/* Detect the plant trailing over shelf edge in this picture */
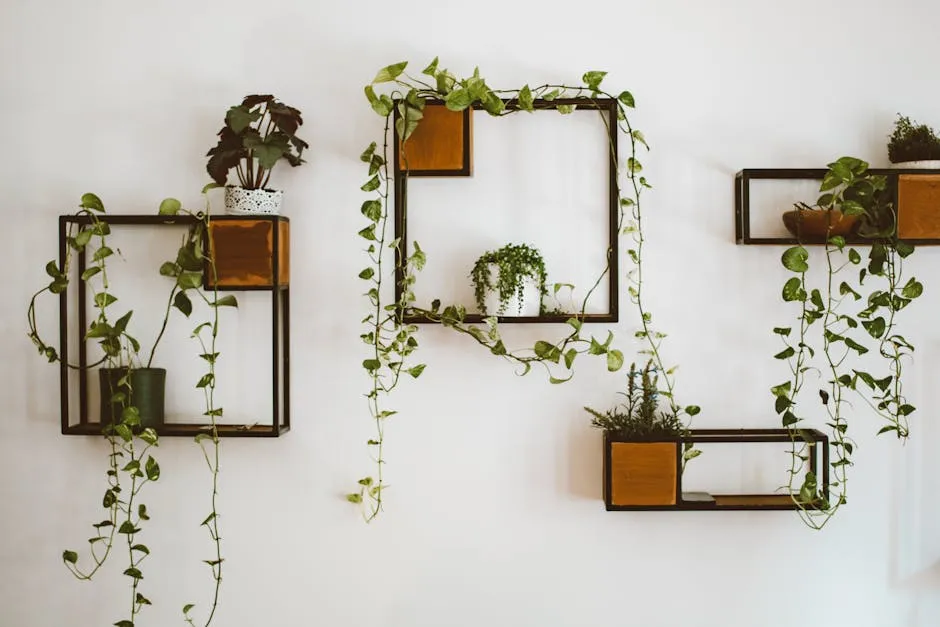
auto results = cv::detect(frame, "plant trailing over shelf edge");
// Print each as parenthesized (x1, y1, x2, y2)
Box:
(206, 94, 309, 189)
(771, 156, 922, 529)
(27, 188, 236, 626)
(350, 58, 699, 521)
(470, 242, 548, 315)
(585, 360, 682, 439)
(887, 114, 940, 164)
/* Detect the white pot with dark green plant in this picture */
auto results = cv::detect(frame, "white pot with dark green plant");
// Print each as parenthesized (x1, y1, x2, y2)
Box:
(206, 94, 308, 215)
(470, 243, 547, 316)
(887, 114, 940, 169)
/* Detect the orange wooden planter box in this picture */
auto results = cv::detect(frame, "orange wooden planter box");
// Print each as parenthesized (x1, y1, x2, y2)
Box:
(603, 433, 678, 508)
(396, 103, 472, 176)
(897, 174, 940, 239)
(206, 217, 289, 288)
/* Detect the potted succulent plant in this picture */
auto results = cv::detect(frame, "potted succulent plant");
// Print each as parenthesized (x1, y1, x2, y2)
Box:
(470, 242, 547, 316)
(206, 94, 308, 215)
(586, 360, 683, 508)
(887, 114, 940, 168)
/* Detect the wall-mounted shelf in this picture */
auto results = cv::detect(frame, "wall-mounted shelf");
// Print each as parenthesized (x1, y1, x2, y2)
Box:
(394, 97, 621, 325)
(604, 428, 830, 511)
(735, 168, 940, 245)
(58, 214, 290, 437)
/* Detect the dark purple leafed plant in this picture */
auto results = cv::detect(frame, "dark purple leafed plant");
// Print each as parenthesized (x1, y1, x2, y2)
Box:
(206, 94, 308, 189)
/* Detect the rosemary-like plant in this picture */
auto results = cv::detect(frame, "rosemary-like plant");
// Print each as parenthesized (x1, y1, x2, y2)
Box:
(585, 361, 682, 440)
(350, 59, 699, 520)
(470, 242, 548, 315)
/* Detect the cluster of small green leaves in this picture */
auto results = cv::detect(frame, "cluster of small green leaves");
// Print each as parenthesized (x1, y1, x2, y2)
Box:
(888, 114, 940, 163)
(771, 158, 923, 529)
(160, 186, 234, 627)
(470, 242, 548, 315)
(353, 59, 698, 518)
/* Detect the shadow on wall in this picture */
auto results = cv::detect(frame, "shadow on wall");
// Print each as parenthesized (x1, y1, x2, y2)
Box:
(563, 420, 601, 501)
(890, 338, 940, 626)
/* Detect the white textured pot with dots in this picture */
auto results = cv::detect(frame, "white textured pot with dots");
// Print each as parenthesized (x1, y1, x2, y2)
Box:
(888, 160, 940, 169)
(224, 186, 284, 215)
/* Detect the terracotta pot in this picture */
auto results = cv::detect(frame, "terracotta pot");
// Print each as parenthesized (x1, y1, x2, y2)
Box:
(782, 209, 858, 239)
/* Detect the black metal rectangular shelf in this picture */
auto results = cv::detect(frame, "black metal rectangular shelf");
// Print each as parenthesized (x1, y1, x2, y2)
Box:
(734, 167, 940, 245)
(58, 213, 290, 437)
(605, 428, 829, 512)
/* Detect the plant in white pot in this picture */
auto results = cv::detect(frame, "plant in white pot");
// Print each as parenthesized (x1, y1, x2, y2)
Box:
(887, 114, 940, 169)
(206, 94, 308, 215)
(470, 243, 547, 316)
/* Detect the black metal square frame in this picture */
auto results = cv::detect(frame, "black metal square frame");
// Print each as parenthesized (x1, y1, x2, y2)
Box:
(57, 214, 290, 437)
(394, 97, 621, 324)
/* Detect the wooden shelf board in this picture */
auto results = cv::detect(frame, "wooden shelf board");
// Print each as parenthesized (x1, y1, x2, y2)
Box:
(606, 493, 818, 511)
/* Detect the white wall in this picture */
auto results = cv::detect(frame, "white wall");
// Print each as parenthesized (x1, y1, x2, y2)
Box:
(1, 0, 939, 625)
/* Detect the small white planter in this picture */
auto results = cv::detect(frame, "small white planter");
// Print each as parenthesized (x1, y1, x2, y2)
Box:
(480, 265, 542, 316)
(224, 186, 284, 215)
(888, 160, 940, 170)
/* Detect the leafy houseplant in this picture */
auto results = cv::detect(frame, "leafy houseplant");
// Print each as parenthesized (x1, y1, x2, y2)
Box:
(887, 114, 940, 166)
(772, 156, 923, 529)
(27, 189, 235, 626)
(470, 242, 547, 316)
(781, 156, 894, 240)
(586, 361, 682, 507)
(206, 94, 308, 215)
(350, 59, 700, 520)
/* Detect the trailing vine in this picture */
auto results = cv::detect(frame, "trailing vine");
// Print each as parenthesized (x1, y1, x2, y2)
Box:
(29, 194, 162, 626)
(350, 59, 698, 520)
(771, 157, 922, 529)
(28, 190, 232, 624)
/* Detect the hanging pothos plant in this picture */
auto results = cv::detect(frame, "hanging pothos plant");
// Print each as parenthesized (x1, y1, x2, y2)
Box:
(349, 58, 700, 520)
(27, 187, 233, 626)
(771, 156, 923, 529)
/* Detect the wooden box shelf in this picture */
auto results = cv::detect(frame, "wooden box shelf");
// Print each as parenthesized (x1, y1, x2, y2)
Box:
(207, 217, 289, 289)
(603, 428, 829, 511)
(395, 102, 472, 176)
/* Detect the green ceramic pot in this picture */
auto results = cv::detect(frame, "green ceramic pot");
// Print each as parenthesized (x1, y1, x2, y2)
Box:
(99, 368, 166, 427)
